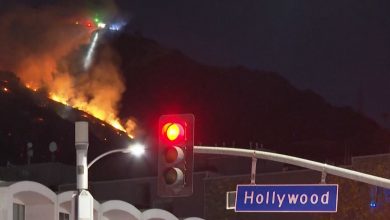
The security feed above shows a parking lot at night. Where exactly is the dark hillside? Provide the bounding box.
[0,32,389,181]
[0,72,135,176]
[111,32,390,162]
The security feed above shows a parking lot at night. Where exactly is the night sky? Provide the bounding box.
[115,0,390,126]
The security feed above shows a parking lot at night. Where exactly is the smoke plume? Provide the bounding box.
[0,1,135,138]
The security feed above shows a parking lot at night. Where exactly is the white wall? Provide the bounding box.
[26,203,55,220]
[0,181,205,220]
[0,188,12,220]
[10,181,57,220]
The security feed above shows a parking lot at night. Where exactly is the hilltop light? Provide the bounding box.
[97,22,106,29]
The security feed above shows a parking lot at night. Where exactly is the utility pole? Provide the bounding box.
[75,122,93,220]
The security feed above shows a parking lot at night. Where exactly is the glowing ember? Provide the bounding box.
[35,117,44,122]
[25,83,38,92]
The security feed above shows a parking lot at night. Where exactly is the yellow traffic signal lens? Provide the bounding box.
[165,147,178,163]
[165,146,184,164]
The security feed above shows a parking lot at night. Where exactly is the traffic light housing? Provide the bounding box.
[158,114,194,197]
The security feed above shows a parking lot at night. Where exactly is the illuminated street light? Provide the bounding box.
[126,142,145,158]
[87,142,146,169]
[97,22,106,29]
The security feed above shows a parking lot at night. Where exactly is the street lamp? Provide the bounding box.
[75,121,145,220]
[87,142,145,169]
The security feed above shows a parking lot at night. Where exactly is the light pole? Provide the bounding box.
[75,121,93,220]
[75,121,145,220]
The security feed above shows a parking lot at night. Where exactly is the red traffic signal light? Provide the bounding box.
[158,114,194,197]
[161,122,185,143]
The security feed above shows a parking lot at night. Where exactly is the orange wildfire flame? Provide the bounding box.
[20,52,136,139]
[46,91,134,138]
[0,4,135,139]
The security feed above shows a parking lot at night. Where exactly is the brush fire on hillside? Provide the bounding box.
[0,3,135,138]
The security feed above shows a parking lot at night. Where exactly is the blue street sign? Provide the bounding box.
[235,184,338,212]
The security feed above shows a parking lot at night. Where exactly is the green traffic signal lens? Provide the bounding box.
[164,167,184,185]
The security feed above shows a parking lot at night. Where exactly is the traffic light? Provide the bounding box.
[158,114,194,197]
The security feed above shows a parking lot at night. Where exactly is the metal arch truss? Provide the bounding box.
[194,146,390,189]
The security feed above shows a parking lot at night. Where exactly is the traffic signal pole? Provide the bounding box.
[194,146,390,189]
